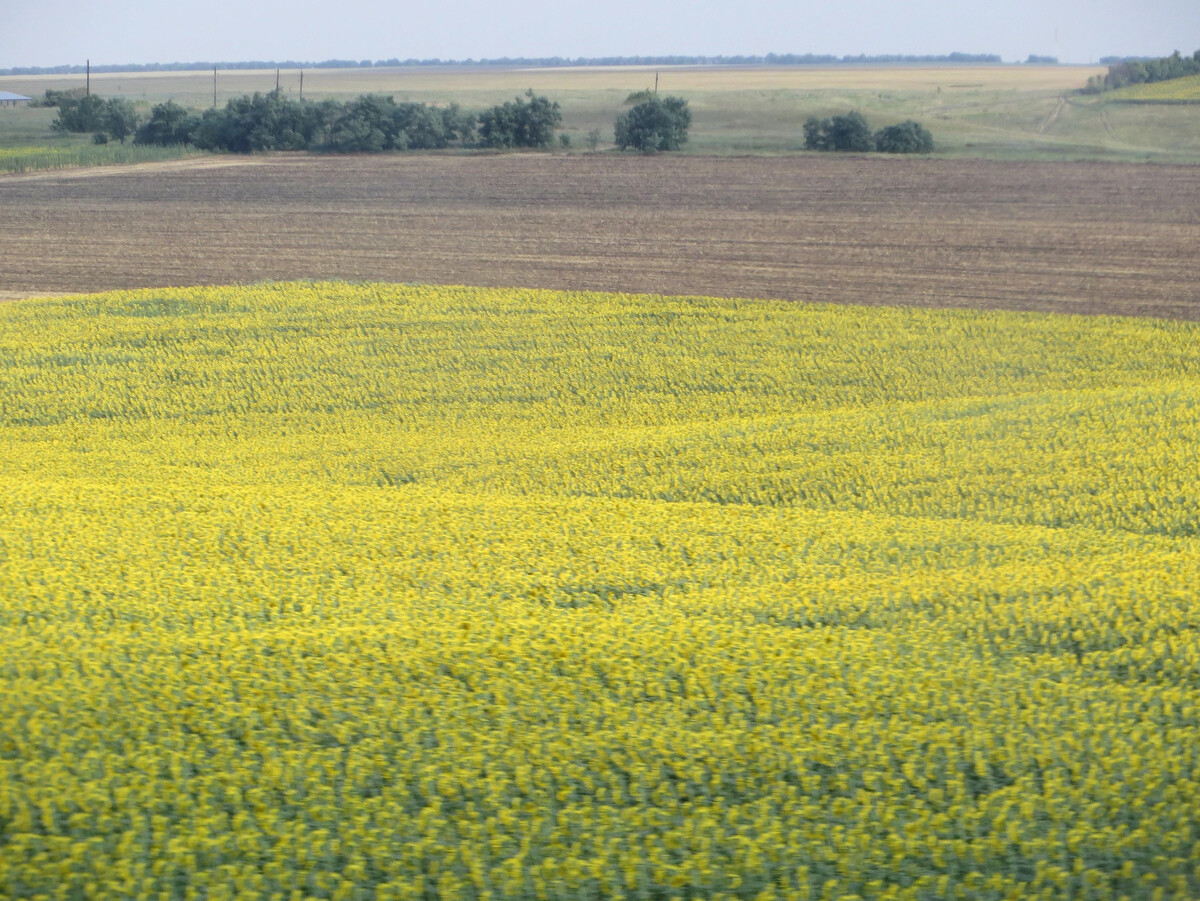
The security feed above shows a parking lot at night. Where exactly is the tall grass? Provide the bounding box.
[0,142,196,174]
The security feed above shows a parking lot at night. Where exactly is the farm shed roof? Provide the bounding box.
[0,92,32,102]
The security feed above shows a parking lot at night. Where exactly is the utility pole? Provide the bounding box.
[86,59,90,96]
[299,70,304,100]
[276,68,280,92]
[654,71,659,95]
[213,67,217,108]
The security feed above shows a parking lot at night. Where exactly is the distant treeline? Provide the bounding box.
[0,52,1003,77]
[73,90,565,152]
[1084,50,1200,93]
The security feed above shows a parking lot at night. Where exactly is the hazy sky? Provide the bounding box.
[2,0,1198,67]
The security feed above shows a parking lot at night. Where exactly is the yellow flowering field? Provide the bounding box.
[1,282,1198,901]
[1112,74,1200,102]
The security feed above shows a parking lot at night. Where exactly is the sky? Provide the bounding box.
[2,0,1198,68]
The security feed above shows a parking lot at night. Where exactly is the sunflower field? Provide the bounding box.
[1,282,1198,901]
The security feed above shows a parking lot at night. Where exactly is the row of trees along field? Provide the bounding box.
[47,89,930,154]
[47,88,696,153]
[804,112,934,153]
[46,90,556,151]
[1084,49,1200,93]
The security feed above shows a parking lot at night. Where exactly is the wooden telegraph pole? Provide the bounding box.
[276,69,280,92]
[299,70,304,100]
[86,59,90,96]
[213,67,217,108]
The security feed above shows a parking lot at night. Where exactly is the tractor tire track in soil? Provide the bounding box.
[2,154,1198,320]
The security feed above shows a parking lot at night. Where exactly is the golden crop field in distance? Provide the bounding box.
[0,63,1099,106]
[2,282,1199,900]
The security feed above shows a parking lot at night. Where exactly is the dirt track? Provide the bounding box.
[2,154,1198,319]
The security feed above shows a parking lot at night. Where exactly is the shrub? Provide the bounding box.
[52,94,109,133]
[101,98,139,144]
[874,120,934,154]
[477,91,562,149]
[806,112,933,154]
[614,96,691,152]
[34,88,86,108]
[135,101,201,147]
[804,112,874,152]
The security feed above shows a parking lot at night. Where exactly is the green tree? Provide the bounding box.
[101,98,139,144]
[803,116,830,151]
[329,94,400,152]
[613,96,691,152]
[874,120,934,154]
[477,91,562,149]
[827,111,874,151]
[52,94,107,133]
[135,101,200,146]
[804,112,874,152]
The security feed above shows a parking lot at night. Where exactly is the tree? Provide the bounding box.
[52,94,108,133]
[477,91,562,149]
[101,98,139,144]
[874,120,934,154]
[828,111,874,151]
[613,96,691,152]
[53,95,140,143]
[189,90,316,152]
[803,116,829,151]
[804,111,875,152]
[329,94,400,152]
[34,88,85,108]
[135,101,200,146]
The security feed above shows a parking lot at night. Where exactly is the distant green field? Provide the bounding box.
[3,64,1200,163]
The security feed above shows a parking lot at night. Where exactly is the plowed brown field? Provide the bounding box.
[2,154,1198,319]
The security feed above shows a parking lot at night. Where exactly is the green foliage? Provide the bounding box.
[32,88,86,108]
[614,96,691,152]
[135,92,472,154]
[52,95,141,144]
[52,94,109,133]
[803,111,874,152]
[586,128,602,151]
[1085,49,1200,93]
[328,94,399,152]
[100,98,138,144]
[806,111,933,154]
[624,89,655,104]
[134,101,201,147]
[477,90,562,149]
[874,120,934,153]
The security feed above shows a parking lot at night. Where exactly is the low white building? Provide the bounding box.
[0,92,32,107]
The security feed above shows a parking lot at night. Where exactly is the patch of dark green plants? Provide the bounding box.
[804,111,934,153]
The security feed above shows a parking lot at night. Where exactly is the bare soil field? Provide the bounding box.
[2,154,1198,319]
